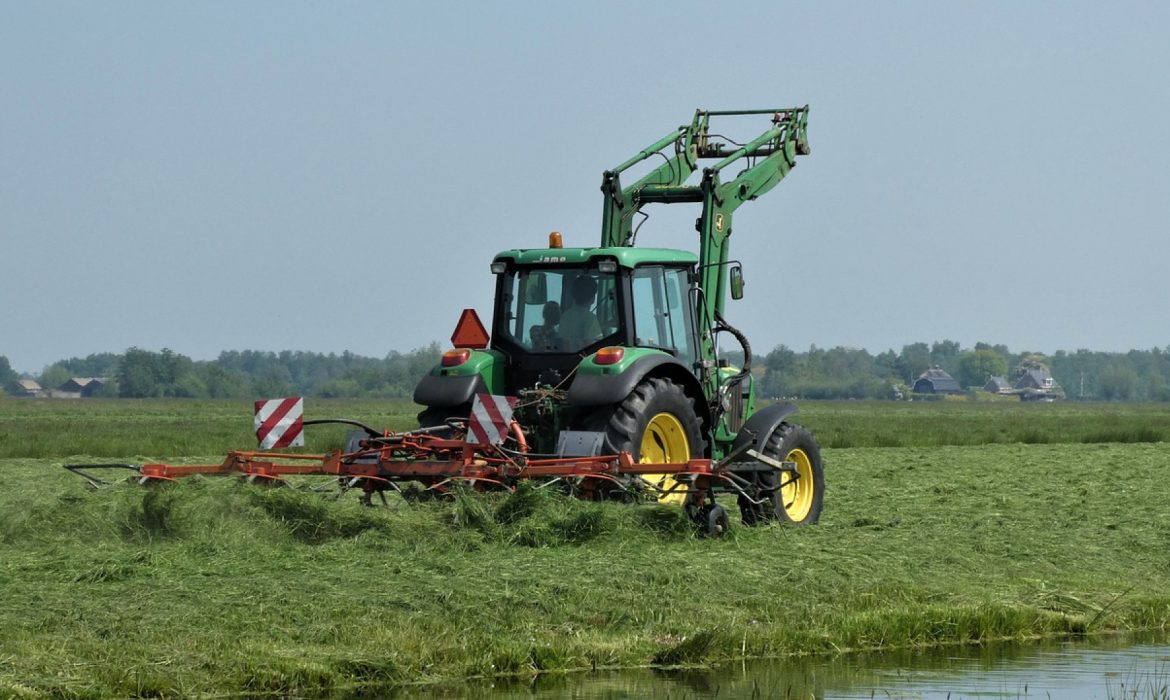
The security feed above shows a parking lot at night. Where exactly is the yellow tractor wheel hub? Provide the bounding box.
[640,412,689,505]
[782,447,815,522]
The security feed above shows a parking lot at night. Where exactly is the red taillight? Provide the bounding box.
[594,347,625,365]
[442,349,472,367]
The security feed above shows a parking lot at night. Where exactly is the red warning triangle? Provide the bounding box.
[451,308,490,349]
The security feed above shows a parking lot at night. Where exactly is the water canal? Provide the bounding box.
[394,635,1170,699]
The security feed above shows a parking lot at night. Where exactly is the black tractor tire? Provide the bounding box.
[599,376,705,460]
[738,422,824,526]
[587,376,705,502]
[737,482,771,526]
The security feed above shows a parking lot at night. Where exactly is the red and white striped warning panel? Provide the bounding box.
[467,393,517,445]
[254,397,305,449]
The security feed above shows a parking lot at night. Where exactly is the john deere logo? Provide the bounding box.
[715,214,724,231]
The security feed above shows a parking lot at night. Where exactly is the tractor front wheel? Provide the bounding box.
[739,423,824,525]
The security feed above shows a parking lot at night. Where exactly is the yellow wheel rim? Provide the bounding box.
[781,447,815,522]
[640,412,689,504]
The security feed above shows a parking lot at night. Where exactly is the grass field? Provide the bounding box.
[2,398,1169,459]
[799,400,1170,448]
[1,399,1169,697]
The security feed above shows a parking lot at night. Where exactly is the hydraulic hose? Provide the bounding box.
[712,311,752,424]
[714,310,752,377]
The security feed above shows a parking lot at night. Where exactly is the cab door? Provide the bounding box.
[630,265,699,371]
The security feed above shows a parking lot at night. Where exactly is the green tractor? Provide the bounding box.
[414,107,823,527]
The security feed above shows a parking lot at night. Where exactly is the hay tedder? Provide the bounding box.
[67,106,824,536]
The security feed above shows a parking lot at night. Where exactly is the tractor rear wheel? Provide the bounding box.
[739,423,824,525]
[597,376,704,504]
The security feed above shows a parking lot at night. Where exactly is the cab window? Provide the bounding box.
[631,266,696,365]
[499,267,618,353]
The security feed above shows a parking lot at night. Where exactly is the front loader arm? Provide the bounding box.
[605,107,809,317]
[599,113,709,248]
[599,107,810,409]
[696,107,810,319]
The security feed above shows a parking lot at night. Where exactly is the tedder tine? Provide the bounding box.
[63,463,142,488]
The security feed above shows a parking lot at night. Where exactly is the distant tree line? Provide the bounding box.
[0,345,442,399]
[758,341,1170,402]
[3,340,1170,401]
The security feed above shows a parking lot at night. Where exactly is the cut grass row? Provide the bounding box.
[1,398,1168,459]
[2,439,1169,697]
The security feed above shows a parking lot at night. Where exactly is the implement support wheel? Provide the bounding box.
[701,503,730,538]
[739,422,824,526]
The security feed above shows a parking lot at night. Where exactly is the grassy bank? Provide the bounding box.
[1,398,1168,459]
[2,436,1170,697]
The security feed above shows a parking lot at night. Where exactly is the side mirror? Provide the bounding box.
[524,273,548,305]
[729,264,745,300]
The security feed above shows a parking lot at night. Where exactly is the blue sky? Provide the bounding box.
[3,2,1168,372]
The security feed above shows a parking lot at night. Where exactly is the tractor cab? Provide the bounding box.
[488,243,701,395]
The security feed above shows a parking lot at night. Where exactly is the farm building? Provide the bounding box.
[1016,369,1057,391]
[54,377,107,399]
[984,376,1013,394]
[913,367,962,394]
[9,379,44,398]
[1016,368,1063,401]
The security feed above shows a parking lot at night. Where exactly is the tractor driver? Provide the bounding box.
[559,276,602,350]
[529,301,561,351]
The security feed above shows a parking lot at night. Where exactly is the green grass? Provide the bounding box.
[0,398,421,459]
[794,400,1170,448]
[2,398,1169,696]
[3,426,1170,696]
[2,398,1167,460]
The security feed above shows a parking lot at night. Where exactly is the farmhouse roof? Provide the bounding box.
[16,379,42,391]
[1016,369,1056,389]
[57,377,107,393]
[918,367,956,380]
[914,367,962,393]
[54,379,107,395]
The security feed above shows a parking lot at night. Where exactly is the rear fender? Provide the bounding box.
[567,353,711,434]
[413,373,487,408]
[730,401,800,454]
[413,350,501,408]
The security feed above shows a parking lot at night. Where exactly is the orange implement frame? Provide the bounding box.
[63,425,791,534]
[64,428,770,506]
